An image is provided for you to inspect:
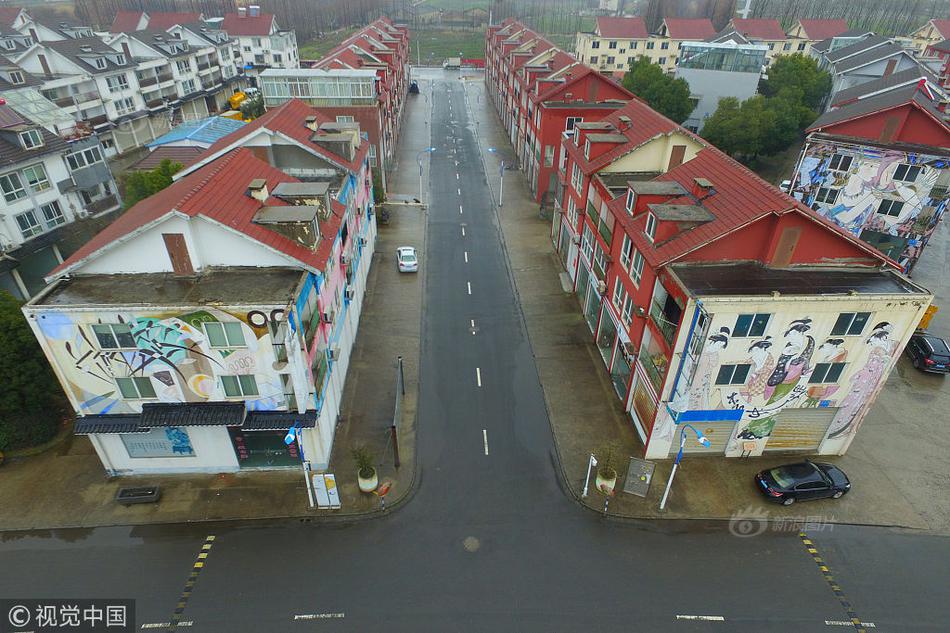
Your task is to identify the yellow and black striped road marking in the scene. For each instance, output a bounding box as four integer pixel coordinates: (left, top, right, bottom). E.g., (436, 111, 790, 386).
(167, 535, 216, 632)
(799, 532, 867, 633)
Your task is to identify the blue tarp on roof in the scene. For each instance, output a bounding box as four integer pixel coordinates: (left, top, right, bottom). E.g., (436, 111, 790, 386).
(146, 116, 245, 148)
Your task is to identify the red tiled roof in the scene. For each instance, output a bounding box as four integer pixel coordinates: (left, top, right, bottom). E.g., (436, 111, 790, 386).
(596, 17, 648, 39)
(146, 12, 201, 30)
(53, 149, 341, 277)
(193, 99, 367, 175)
(533, 64, 633, 104)
(110, 10, 143, 32)
(731, 18, 786, 41)
(129, 146, 203, 171)
(0, 7, 22, 26)
(797, 19, 849, 40)
(221, 13, 275, 36)
(933, 19, 950, 39)
(663, 18, 716, 40)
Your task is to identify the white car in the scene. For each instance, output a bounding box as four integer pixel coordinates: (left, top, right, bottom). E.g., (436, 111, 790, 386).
(780, 179, 792, 193)
(397, 246, 418, 273)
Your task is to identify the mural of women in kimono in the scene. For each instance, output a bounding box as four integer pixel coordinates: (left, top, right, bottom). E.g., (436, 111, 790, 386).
(826, 326, 894, 439)
(804, 338, 847, 407)
(741, 337, 775, 405)
(688, 327, 730, 411)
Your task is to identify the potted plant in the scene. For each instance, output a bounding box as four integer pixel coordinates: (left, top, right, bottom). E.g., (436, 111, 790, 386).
(351, 445, 378, 493)
(595, 444, 619, 495)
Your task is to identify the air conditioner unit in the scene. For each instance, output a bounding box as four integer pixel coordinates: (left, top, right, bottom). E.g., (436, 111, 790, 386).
(344, 286, 355, 300)
(596, 280, 607, 295)
(321, 311, 333, 324)
(635, 305, 647, 318)
(328, 347, 340, 361)
(77, 208, 90, 219)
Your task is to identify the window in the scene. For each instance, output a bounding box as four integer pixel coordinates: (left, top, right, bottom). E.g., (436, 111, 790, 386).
(253, 38, 262, 47)
(810, 362, 846, 384)
(715, 363, 751, 385)
(646, 41, 655, 50)
(114, 54, 126, 65)
(204, 321, 246, 348)
(768, 43, 775, 50)
(814, 187, 839, 205)
(625, 189, 635, 214)
(645, 211, 657, 241)
(66, 146, 104, 171)
(0, 172, 24, 202)
(783, 42, 792, 51)
(222, 375, 259, 398)
(243, 45, 251, 52)
(41, 201, 65, 228)
(335, 115, 355, 123)
(19, 129, 43, 149)
(181, 79, 196, 95)
(567, 197, 578, 227)
(584, 139, 591, 159)
(93, 57, 106, 69)
(658, 56, 667, 65)
(9, 70, 24, 84)
(22, 164, 49, 193)
(831, 312, 871, 336)
(116, 376, 156, 400)
(591, 41, 600, 49)
(106, 74, 128, 92)
(369, 144, 377, 165)
(620, 234, 633, 270)
(877, 199, 905, 217)
(733, 313, 771, 337)
(544, 145, 554, 168)
(92, 323, 136, 349)
(571, 162, 583, 192)
(893, 163, 922, 182)
(612, 277, 626, 311)
(630, 41, 638, 49)
(631, 248, 644, 285)
(605, 55, 615, 65)
(828, 154, 852, 172)
(581, 225, 594, 262)
(661, 41, 669, 50)
(115, 97, 135, 115)
(15, 210, 41, 238)
(797, 42, 807, 51)
(273, 53, 282, 63)
(177, 60, 191, 74)
(565, 116, 582, 131)
(609, 40, 618, 49)
(621, 293, 634, 326)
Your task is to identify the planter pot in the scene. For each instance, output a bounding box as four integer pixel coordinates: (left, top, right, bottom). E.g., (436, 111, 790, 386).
(595, 469, 617, 495)
(358, 468, 378, 493)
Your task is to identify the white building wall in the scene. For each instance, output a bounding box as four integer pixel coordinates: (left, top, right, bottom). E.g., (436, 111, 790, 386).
(90, 426, 239, 475)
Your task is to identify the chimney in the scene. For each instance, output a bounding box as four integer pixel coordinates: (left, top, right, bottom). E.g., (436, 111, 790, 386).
(618, 115, 632, 130)
(304, 115, 319, 131)
(247, 178, 268, 202)
(692, 177, 716, 200)
(249, 5, 261, 17)
(238, 7, 247, 18)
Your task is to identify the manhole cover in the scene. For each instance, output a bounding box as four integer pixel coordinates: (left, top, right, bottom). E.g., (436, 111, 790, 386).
(462, 536, 480, 552)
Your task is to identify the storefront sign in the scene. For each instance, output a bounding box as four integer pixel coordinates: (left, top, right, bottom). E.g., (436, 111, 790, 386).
(122, 427, 194, 458)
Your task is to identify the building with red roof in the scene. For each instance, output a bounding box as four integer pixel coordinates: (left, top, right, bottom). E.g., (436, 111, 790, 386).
(575, 17, 651, 74)
(222, 5, 298, 81)
(726, 18, 787, 65)
(910, 18, 950, 55)
(787, 75, 950, 273)
(486, 20, 635, 204)
(550, 96, 931, 459)
(644, 18, 717, 72)
(260, 18, 408, 190)
(787, 19, 850, 55)
(24, 101, 379, 475)
(109, 11, 202, 33)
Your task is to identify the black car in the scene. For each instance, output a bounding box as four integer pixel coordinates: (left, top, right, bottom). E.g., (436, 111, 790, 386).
(409, 81, 420, 94)
(754, 461, 850, 505)
(905, 332, 950, 374)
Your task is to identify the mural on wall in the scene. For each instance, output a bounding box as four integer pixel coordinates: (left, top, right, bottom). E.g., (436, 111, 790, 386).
(35, 307, 286, 416)
(680, 315, 900, 446)
(793, 142, 949, 272)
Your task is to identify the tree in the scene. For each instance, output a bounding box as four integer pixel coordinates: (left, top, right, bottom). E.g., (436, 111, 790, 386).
(622, 57, 695, 124)
(121, 159, 183, 209)
(0, 291, 66, 451)
(760, 53, 832, 111)
(239, 93, 265, 120)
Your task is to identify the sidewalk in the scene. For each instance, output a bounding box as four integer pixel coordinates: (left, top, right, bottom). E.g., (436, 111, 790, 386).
(462, 73, 947, 533)
(0, 94, 431, 532)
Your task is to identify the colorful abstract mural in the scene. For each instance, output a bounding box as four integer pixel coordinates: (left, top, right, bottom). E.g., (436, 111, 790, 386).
(793, 142, 949, 272)
(33, 307, 286, 415)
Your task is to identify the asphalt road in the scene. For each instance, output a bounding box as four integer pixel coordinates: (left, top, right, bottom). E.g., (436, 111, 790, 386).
(1, 74, 949, 633)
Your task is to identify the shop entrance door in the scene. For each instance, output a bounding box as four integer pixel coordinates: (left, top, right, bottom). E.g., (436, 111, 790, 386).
(229, 428, 300, 468)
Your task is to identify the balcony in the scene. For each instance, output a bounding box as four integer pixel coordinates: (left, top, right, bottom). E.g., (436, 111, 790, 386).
(197, 61, 211, 71)
(86, 114, 109, 127)
(649, 298, 679, 347)
(156, 72, 174, 83)
(85, 194, 119, 215)
(53, 95, 75, 108)
(145, 97, 166, 109)
(138, 75, 158, 87)
(637, 347, 669, 393)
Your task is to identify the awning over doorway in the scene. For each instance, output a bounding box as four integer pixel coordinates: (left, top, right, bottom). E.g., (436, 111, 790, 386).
(140, 402, 247, 427)
(243, 410, 318, 431)
(74, 414, 144, 435)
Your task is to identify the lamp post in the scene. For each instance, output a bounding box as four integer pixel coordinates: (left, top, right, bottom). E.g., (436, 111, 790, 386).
(659, 423, 711, 510)
(486, 147, 505, 207)
(417, 147, 435, 205)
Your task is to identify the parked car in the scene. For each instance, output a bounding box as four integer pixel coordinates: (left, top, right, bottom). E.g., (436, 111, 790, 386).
(409, 81, 419, 94)
(905, 331, 950, 374)
(396, 246, 418, 273)
(754, 461, 850, 505)
(780, 179, 792, 193)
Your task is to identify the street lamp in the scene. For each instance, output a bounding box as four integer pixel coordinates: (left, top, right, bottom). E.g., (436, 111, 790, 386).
(486, 147, 505, 207)
(417, 147, 436, 205)
(658, 423, 710, 510)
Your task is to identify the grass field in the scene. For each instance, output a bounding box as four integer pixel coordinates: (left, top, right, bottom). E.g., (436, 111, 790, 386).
(411, 29, 488, 64)
(299, 27, 359, 60)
